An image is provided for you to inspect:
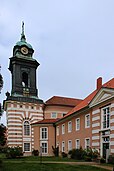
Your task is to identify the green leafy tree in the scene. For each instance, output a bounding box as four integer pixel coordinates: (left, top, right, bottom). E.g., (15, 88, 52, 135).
(0, 66, 3, 117)
(0, 66, 3, 94)
(0, 124, 6, 147)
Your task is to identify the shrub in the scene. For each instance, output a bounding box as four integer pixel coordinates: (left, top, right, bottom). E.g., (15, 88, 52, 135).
(61, 152, 67, 158)
(108, 155, 114, 164)
(6, 146, 23, 159)
(52, 146, 59, 157)
(0, 159, 3, 170)
(92, 148, 99, 159)
(68, 147, 85, 160)
(32, 149, 39, 156)
(68, 147, 99, 161)
(84, 148, 93, 159)
(100, 157, 106, 163)
(84, 156, 92, 161)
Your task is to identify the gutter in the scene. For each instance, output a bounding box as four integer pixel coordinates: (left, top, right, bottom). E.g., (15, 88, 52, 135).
(54, 106, 89, 125)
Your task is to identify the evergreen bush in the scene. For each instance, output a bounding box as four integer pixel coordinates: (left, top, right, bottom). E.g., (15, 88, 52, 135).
(32, 149, 39, 156)
(6, 146, 23, 158)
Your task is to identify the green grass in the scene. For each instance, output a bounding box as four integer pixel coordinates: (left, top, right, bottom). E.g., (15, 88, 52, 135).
(3, 155, 81, 162)
(1, 163, 109, 171)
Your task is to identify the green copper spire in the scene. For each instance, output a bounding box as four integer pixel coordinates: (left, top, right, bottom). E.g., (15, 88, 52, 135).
(15, 22, 33, 49)
(21, 21, 26, 42)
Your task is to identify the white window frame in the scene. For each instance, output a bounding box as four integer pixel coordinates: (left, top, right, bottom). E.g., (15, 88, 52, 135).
(40, 141, 48, 154)
(68, 121, 72, 133)
(40, 127, 48, 140)
(62, 124, 65, 134)
(62, 141, 65, 152)
(101, 106, 110, 130)
(85, 138, 90, 149)
(68, 140, 72, 151)
(51, 112, 57, 118)
(76, 139, 80, 149)
(24, 142, 31, 152)
(57, 126, 59, 136)
(23, 120, 30, 136)
(85, 114, 90, 128)
(76, 118, 80, 131)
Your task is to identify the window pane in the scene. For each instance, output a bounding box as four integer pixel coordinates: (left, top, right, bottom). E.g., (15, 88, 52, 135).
(51, 112, 57, 118)
(41, 128, 47, 139)
(68, 121, 72, 132)
(42, 143, 47, 154)
(24, 121, 30, 136)
(68, 140, 72, 151)
(103, 107, 110, 129)
(24, 143, 30, 151)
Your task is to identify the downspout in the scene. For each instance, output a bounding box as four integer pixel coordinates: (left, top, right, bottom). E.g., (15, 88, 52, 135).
(54, 124, 56, 148)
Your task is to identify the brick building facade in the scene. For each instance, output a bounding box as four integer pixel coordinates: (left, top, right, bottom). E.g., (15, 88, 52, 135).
(4, 25, 114, 158)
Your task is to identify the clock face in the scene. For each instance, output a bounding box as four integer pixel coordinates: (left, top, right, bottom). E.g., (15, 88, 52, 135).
(21, 47, 28, 55)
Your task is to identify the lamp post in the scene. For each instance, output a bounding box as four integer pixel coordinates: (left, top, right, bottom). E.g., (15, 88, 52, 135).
(40, 146, 42, 164)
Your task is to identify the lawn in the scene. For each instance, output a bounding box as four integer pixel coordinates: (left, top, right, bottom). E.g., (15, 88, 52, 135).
(0, 154, 111, 171)
(0, 162, 109, 171)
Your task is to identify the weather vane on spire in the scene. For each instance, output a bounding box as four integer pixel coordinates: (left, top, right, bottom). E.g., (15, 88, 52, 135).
(21, 21, 26, 42)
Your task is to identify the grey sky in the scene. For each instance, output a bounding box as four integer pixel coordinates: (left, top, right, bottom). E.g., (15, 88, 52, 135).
(0, 0, 114, 124)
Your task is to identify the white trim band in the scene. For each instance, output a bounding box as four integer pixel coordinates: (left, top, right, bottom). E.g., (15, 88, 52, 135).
(92, 109, 100, 115)
(92, 123, 100, 128)
(92, 142, 99, 146)
(92, 136, 99, 140)
(92, 129, 100, 134)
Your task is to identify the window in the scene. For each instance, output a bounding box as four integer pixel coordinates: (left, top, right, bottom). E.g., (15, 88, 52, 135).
(76, 139, 80, 149)
(22, 72, 28, 87)
(24, 143, 30, 152)
(62, 113, 66, 117)
(51, 112, 57, 118)
(85, 114, 90, 128)
(41, 142, 48, 154)
(68, 140, 72, 151)
(85, 138, 90, 149)
(62, 124, 65, 134)
(76, 118, 80, 130)
(62, 141, 65, 152)
(102, 107, 110, 129)
(24, 121, 30, 136)
(40, 127, 48, 140)
(68, 121, 72, 133)
(57, 126, 59, 136)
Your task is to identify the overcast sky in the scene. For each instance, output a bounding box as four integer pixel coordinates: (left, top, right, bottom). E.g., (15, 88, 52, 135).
(0, 0, 114, 124)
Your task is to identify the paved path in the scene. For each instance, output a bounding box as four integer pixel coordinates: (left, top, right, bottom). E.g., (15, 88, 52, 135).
(4, 160, 113, 170)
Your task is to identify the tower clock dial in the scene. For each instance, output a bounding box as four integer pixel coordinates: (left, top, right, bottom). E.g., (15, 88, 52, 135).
(21, 47, 28, 55)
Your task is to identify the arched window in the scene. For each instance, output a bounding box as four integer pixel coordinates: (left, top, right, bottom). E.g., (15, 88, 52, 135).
(22, 72, 28, 87)
(24, 121, 30, 136)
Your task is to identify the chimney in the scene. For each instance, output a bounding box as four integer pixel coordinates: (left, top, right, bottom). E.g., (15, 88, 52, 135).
(97, 77, 102, 90)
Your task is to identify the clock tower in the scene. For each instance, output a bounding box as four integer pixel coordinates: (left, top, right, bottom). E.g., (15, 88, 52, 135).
(4, 23, 44, 155)
(9, 22, 39, 98)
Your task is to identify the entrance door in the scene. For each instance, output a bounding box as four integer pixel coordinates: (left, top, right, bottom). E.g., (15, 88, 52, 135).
(103, 143, 109, 159)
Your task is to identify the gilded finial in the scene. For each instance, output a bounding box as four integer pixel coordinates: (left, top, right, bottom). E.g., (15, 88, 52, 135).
(21, 21, 26, 42)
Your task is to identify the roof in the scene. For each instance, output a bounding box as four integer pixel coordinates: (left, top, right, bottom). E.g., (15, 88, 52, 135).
(32, 119, 59, 125)
(16, 40, 33, 49)
(64, 78, 114, 118)
(45, 96, 82, 107)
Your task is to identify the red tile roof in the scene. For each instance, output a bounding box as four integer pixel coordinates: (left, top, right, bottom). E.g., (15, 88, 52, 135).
(32, 119, 59, 125)
(64, 78, 114, 118)
(45, 96, 82, 107)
